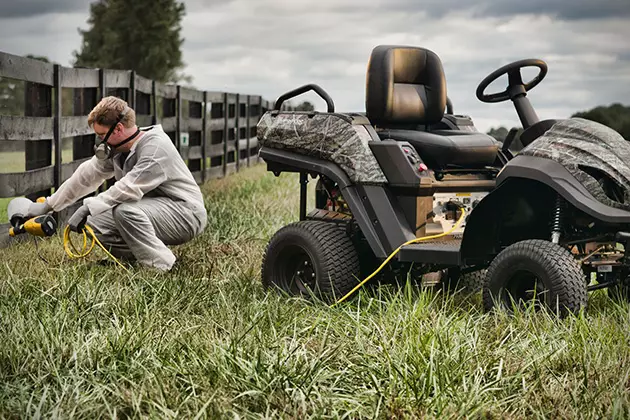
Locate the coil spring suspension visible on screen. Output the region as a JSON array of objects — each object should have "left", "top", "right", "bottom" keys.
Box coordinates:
[{"left": 551, "top": 195, "right": 564, "bottom": 243}]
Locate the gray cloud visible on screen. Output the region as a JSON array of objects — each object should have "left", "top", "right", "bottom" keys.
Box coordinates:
[
  {"left": 188, "top": 0, "right": 630, "bottom": 20},
  {"left": 0, "top": 10, "right": 89, "bottom": 66},
  {"left": 373, "top": 0, "right": 630, "bottom": 20},
  {"left": 0, "top": 0, "right": 89, "bottom": 18},
  {"left": 180, "top": 0, "right": 630, "bottom": 132},
  {"left": 478, "top": 0, "right": 630, "bottom": 20},
  {"left": 1, "top": 0, "right": 627, "bottom": 21},
  {"left": 1, "top": 0, "right": 629, "bottom": 133}
]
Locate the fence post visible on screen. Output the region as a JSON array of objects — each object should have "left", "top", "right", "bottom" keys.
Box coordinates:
[
  {"left": 257, "top": 101, "right": 267, "bottom": 163},
  {"left": 129, "top": 70, "right": 136, "bottom": 109},
  {"left": 99, "top": 69, "right": 106, "bottom": 100},
  {"left": 24, "top": 75, "right": 53, "bottom": 200},
  {"left": 201, "top": 91, "right": 207, "bottom": 183},
  {"left": 53, "top": 64, "right": 62, "bottom": 191},
  {"left": 151, "top": 80, "right": 158, "bottom": 125},
  {"left": 246, "top": 95, "right": 251, "bottom": 167},
  {"left": 222, "top": 92, "right": 228, "bottom": 177},
  {"left": 176, "top": 85, "right": 181, "bottom": 152},
  {"left": 162, "top": 87, "right": 176, "bottom": 145},
  {"left": 235, "top": 93, "right": 240, "bottom": 173}
]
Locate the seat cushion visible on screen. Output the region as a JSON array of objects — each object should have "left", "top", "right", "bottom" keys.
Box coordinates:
[
  {"left": 366, "top": 45, "right": 447, "bottom": 126},
  {"left": 378, "top": 129, "right": 500, "bottom": 168}
]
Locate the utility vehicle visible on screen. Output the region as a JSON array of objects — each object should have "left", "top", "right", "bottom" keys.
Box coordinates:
[{"left": 257, "top": 45, "right": 630, "bottom": 317}]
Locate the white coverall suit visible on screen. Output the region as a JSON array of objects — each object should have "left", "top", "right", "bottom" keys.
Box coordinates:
[{"left": 46, "top": 124, "right": 207, "bottom": 270}]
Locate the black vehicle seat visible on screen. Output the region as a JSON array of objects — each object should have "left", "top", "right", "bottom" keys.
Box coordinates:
[
  {"left": 378, "top": 129, "right": 500, "bottom": 168},
  {"left": 365, "top": 45, "right": 499, "bottom": 168}
]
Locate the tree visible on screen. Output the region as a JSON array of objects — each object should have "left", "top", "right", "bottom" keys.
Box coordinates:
[
  {"left": 279, "top": 100, "right": 316, "bottom": 111},
  {"left": 294, "top": 101, "right": 315, "bottom": 111},
  {"left": 572, "top": 103, "right": 630, "bottom": 140},
  {"left": 486, "top": 125, "right": 525, "bottom": 152},
  {"left": 486, "top": 126, "right": 509, "bottom": 142},
  {"left": 486, "top": 102, "right": 630, "bottom": 151},
  {"left": 73, "top": 0, "right": 188, "bottom": 83}
]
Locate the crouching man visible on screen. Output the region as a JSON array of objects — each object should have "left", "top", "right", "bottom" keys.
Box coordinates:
[{"left": 26, "top": 96, "right": 207, "bottom": 271}]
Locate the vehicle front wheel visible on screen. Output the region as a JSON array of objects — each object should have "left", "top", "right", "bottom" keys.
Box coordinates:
[
  {"left": 261, "top": 221, "right": 361, "bottom": 303},
  {"left": 483, "top": 239, "right": 587, "bottom": 318}
]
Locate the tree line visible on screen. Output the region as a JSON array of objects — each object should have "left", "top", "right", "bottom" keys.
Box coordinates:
[{"left": 487, "top": 103, "right": 630, "bottom": 148}]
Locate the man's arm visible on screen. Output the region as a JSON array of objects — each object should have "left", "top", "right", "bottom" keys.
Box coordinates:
[
  {"left": 46, "top": 156, "right": 115, "bottom": 211},
  {"left": 83, "top": 146, "right": 167, "bottom": 216}
]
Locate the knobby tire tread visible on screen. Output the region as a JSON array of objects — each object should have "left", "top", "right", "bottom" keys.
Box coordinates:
[{"left": 483, "top": 239, "right": 587, "bottom": 317}]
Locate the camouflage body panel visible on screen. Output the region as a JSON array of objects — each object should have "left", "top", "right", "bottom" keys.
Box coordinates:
[
  {"left": 521, "top": 118, "right": 630, "bottom": 211},
  {"left": 257, "top": 112, "right": 388, "bottom": 185}
]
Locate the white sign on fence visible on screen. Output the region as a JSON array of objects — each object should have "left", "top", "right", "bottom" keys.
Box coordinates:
[{"left": 180, "top": 132, "right": 189, "bottom": 147}]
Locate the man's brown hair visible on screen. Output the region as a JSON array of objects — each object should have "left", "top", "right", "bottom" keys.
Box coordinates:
[{"left": 87, "top": 96, "right": 136, "bottom": 128}]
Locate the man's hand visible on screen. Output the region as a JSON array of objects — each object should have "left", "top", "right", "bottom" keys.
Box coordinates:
[
  {"left": 25, "top": 200, "right": 52, "bottom": 218},
  {"left": 67, "top": 205, "right": 90, "bottom": 232}
]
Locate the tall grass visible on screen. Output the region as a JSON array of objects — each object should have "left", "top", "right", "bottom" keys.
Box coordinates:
[{"left": 1, "top": 164, "right": 629, "bottom": 418}]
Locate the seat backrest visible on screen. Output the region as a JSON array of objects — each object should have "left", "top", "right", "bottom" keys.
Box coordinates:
[{"left": 366, "top": 45, "right": 447, "bottom": 127}]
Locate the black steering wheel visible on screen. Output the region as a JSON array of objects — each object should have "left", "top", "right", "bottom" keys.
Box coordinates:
[{"left": 476, "top": 59, "right": 548, "bottom": 103}]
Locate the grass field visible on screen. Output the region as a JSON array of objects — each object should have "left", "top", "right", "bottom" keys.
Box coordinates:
[{"left": 1, "top": 163, "right": 629, "bottom": 418}]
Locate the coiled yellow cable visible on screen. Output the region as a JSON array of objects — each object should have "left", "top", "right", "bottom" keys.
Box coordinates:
[
  {"left": 332, "top": 207, "right": 466, "bottom": 306},
  {"left": 63, "top": 225, "right": 130, "bottom": 272}
]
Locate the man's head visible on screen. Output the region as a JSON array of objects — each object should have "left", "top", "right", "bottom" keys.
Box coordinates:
[{"left": 88, "top": 96, "right": 140, "bottom": 153}]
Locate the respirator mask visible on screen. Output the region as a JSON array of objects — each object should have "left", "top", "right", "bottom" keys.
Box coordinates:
[{"left": 94, "top": 108, "right": 141, "bottom": 160}]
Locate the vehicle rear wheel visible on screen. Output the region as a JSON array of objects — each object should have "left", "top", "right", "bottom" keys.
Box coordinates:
[
  {"left": 483, "top": 239, "right": 587, "bottom": 318},
  {"left": 261, "top": 221, "right": 361, "bottom": 303}
]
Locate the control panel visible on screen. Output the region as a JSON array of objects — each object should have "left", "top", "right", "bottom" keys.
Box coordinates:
[
  {"left": 370, "top": 140, "right": 430, "bottom": 186},
  {"left": 400, "top": 144, "right": 428, "bottom": 171},
  {"left": 426, "top": 192, "right": 489, "bottom": 237}
]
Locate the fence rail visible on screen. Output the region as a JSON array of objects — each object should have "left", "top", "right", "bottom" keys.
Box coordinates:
[{"left": 0, "top": 51, "right": 273, "bottom": 247}]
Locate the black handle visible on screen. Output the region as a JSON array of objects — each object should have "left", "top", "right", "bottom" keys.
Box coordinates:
[
  {"left": 446, "top": 97, "right": 453, "bottom": 115},
  {"left": 502, "top": 127, "right": 520, "bottom": 152},
  {"left": 273, "top": 84, "right": 335, "bottom": 113}
]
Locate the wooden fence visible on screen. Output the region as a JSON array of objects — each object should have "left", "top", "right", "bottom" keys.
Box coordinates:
[{"left": 0, "top": 51, "right": 273, "bottom": 247}]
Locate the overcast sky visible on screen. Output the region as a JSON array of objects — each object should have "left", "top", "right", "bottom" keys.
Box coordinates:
[{"left": 0, "top": 0, "right": 629, "bottom": 132}]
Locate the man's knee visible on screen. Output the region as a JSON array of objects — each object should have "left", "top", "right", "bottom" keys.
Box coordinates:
[{"left": 112, "top": 202, "right": 145, "bottom": 227}]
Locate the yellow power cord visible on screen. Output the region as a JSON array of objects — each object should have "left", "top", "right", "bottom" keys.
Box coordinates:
[
  {"left": 31, "top": 197, "right": 128, "bottom": 271},
  {"left": 332, "top": 206, "right": 466, "bottom": 306},
  {"left": 63, "top": 225, "right": 131, "bottom": 272}
]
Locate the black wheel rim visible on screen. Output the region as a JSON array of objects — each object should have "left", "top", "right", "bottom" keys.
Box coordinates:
[
  {"left": 276, "top": 244, "right": 318, "bottom": 296},
  {"left": 501, "top": 269, "right": 549, "bottom": 310}
]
